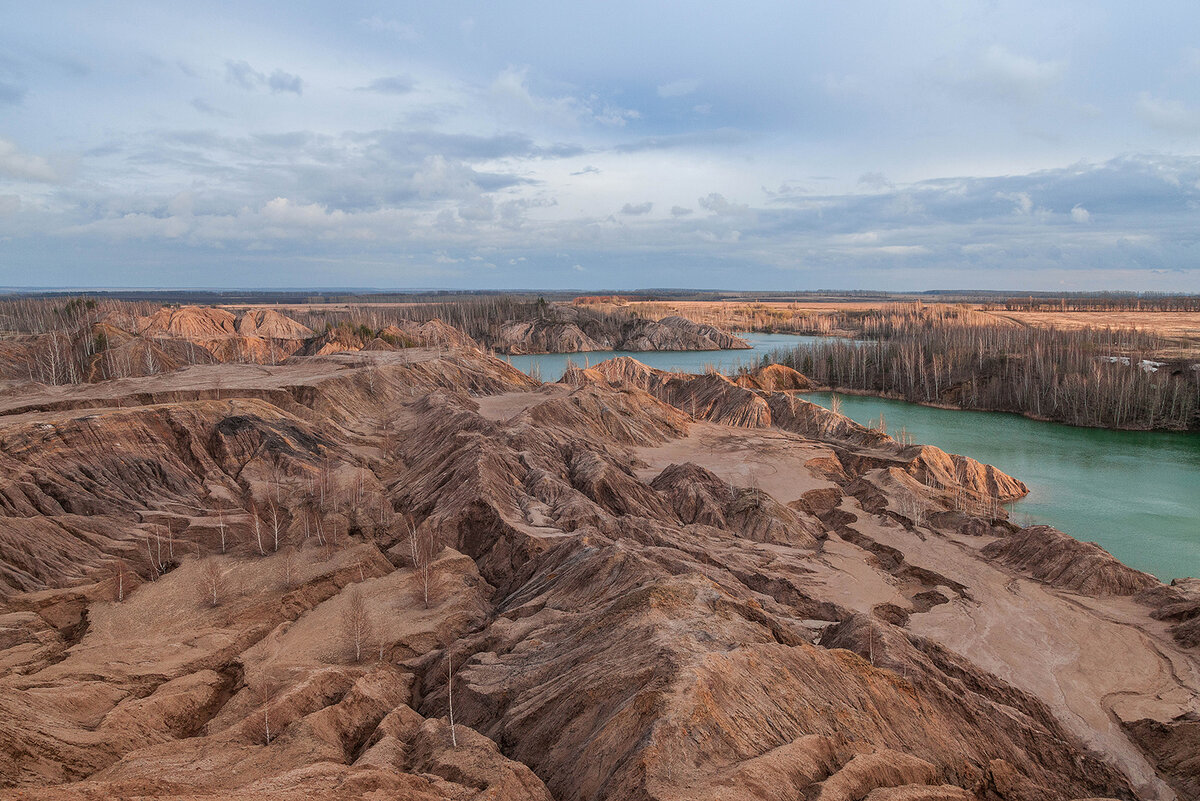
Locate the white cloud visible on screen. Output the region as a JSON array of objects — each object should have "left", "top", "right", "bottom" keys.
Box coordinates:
[
  {"left": 999, "top": 191, "right": 1035, "bottom": 216},
  {"left": 858, "top": 172, "right": 892, "bottom": 190},
  {"left": 1071, "top": 204, "right": 1090, "bottom": 223},
  {"left": 954, "top": 45, "right": 1065, "bottom": 104},
  {"left": 1136, "top": 92, "right": 1200, "bottom": 136},
  {"left": 490, "top": 65, "right": 638, "bottom": 128},
  {"left": 697, "top": 193, "right": 747, "bottom": 215},
  {"left": 0, "top": 138, "right": 60, "bottom": 183}
]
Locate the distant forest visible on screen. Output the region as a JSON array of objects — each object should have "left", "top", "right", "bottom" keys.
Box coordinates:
[{"left": 768, "top": 304, "right": 1200, "bottom": 430}]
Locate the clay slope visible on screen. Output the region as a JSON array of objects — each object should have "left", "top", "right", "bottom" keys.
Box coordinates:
[
  {"left": 0, "top": 349, "right": 1194, "bottom": 801},
  {"left": 491, "top": 309, "right": 749, "bottom": 354},
  {"left": 568, "top": 357, "right": 1028, "bottom": 506},
  {"left": 982, "top": 525, "right": 1159, "bottom": 596}
]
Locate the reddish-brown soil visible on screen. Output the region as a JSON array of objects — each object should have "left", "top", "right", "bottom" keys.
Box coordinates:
[{"left": 0, "top": 347, "right": 1194, "bottom": 801}]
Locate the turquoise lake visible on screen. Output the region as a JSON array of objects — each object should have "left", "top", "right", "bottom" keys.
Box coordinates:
[{"left": 506, "top": 334, "right": 1200, "bottom": 582}]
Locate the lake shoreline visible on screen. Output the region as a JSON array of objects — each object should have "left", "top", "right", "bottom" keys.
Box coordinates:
[{"left": 799, "top": 384, "right": 1200, "bottom": 433}]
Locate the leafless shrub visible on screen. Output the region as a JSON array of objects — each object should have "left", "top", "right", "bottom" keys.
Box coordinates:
[
  {"left": 198, "top": 558, "right": 225, "bottom": 607},
  {"left": 408, "top": 518, "right": 440, "bottom": 609},
  {"left": 897, "top": 494, "right": 927, "bottom": 528},
  {"left": 280, "top": 548, "right": 299, "bottom": 590},
  {"left": 251, "top": 503, "right": 266, "bottom": 556},
  {"left": 342, "top": 586, "right": 373, "bottom": 663}
]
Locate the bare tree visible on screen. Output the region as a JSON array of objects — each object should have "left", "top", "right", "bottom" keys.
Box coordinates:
[
  {"left": 216, "top": 506, "right": 229, "bottom": 554},
  {"left": 112, "top": 558, "right": 128, "bottom": 602},
  {"left": 269, "top": 501, "right": 283, "bottom": 552},
  {"left": 342, "top": 586, "right": 373, "bottom": 663},
  {"left": 145, "top": 534, "right": 158, "bottom": 581},
  {"left": 257, "top": 677, "right": 281, "bottom": 745},
  {"left": 408, "top": 519, "right": 439, "bottom": 609},
  {"left": 438, "top": 625, "right": 459, "bottom": 748},
  {"left": 280, "top": 548, "right": 298, "bottom": 590},
  {"left": 897, "top": 494, "right": 928, "bottom": 528},
  {"left": 199, "top": 558, "right": 225, "bottom": 607},
  {"left": 447, "top": 645, "right": 457, "bottom": 748},
  {"left": 251, "top": 503, "right": 266, "bottom": 556}
]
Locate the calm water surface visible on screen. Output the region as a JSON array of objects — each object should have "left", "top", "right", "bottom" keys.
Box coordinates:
[
  {"left": 803, "top": 392, "right": 1200, "bottom": 582},
  {"left": 503, "top": 332, "right": 823, "bottom": 380},
  {"left": 506, "top": 335, "right": 1200, "bottom": 581}
]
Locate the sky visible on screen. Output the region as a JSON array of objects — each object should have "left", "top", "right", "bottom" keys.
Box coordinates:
[{"left": 2, "top": 1, "right": 1200, "bottom": 291}]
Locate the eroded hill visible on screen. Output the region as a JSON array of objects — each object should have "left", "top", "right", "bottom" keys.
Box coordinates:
[{"left": 0, "top": 346, "right": 1195, "bottom": 800}]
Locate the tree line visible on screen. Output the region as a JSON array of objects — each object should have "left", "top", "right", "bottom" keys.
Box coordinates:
[{"left": 768, "top": 304, "right": 1200, "bottom": 430}]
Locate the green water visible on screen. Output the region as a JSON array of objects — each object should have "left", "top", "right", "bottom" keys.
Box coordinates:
[
  {"left": 803, "top": 392, "right": 1200, "bottom": 582},
  {"left": 506, "top": 337, "right": 1200, "bottom": 581}
]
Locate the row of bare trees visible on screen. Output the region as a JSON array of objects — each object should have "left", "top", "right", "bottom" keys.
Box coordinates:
[
  {"left": 998, "top": 294, "right": 1200, "bottom": 312},
  {"left": 769, "top": 304, "right": 1200, "bottom": 430}
]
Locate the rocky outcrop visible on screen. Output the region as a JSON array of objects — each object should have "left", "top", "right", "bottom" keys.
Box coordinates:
[
  {"left": 982, "top": 526, "right": 1159, "bottom": 596},
  {"left": 571, "top": 357, "right": 1028, "bottom": 506},
  {"left": 1138, "top": 578, "right": 1200, "bottom": 648},
  {"left": 490, "top": 309, "right": 749, "bottom": 354},
  {"left": 236, "top": 308, "right": 315, "bottom": 340},
  {"left": 735, "top": 363, "right": 816, "bottom": 391},
  {"left": 138, "top": 306, "right": 240, "bottom": 339},
  {"left": 651, "top": 462, "right": 825, "bottom": 548}
]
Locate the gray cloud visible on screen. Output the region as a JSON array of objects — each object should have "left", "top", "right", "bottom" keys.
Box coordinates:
[
  {"left": 224, "top": 60, "right": 303, "bottom": 95},
  {"left": 267, "top": 70, "right": 303, "bottom": 95},
  {"left": 190, "top": 97, "right": 229, "bottom": 117},
  {"left": 698, "top": 193, "right": 748, "bottom": 215},
  {"left": 358, "top": 75, "right": 415, "bottom": 94},
  {"left": 621, "top": 201, "right": 653, "bottom": 215},
  {"left": 8, "top": 4, "right": 1200, "bottom": 291},
  {"left": 224, "top": 60, "right": 262, "bottom": 90}
]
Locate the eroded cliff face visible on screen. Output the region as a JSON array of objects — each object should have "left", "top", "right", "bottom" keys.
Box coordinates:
[{"left": 0, "top": 347, "right": 1194, "bottom": 801}]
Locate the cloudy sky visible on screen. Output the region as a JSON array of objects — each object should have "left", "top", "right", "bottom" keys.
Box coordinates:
[{"left": 2, "top": 1, "right": 1200, "bottom": 290}]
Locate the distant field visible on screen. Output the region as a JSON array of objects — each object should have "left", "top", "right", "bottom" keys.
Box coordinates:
[
  {"left": 574, "top": 299, "right": 1200, "bottom": 358},
  {"left": 986, "top": 310, "right": 1200, "bottom": 358}
]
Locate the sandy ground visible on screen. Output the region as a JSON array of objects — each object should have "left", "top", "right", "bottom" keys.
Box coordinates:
[
  {"left": 474, "top": 385, "right": 568, "bottom": 422},
  {"left": 634, "top": 414, "right": 1199, "bottom": 801},
  {"left": 848, "top": 507, "right": 1198, "bottom": 800},
  {"left": 634, "top": 422, "right": 836, "bottom": 504},
  {"left": 0, "top": 350, "right": 444, "bottom": 421}
]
